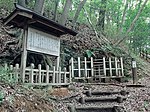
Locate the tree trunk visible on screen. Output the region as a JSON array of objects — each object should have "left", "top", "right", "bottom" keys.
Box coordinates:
[
  {"left": 59, "top": 0, "right": 72, "bottom": 25},
  {"left": 34, "top": 0, "right": 45, "bottom": 14},
  {"left": 97, "top": 0, "right": 107, "bottom": 31},
  {"left": 119, "top": 0, "right": 128, "bottom": 33},
  {"left": 115, "top": 0, "right": 148, "bottom": 46},
  {"left": 53, "top": 0, "right": 60, "bottom": 21},
  {"left": 72, "top": 0, "right": 87, "bottom": 29},
  {"left": 83, "top": 7, "right": 110, "bottom": 44},
  {"left": 18, "top": 0, "right": 26, "bottom": 7}
]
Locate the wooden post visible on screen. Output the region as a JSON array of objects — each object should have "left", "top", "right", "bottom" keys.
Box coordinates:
[
  {"left": 78, "top": 57, "right": 81, "bottom": 78},
  {"left": 52, "top": 66, "right": 56, "bottom": 83},
  {"left": 4, "top": 63, "right": 8, "bottom": 70},
  {"left": 30, "top": 63, "right": 34, "bottom": 83},
  {"left": 20, "top": 26, "right": 28, "bottom": 83},
  {"left": 69, "top": 66, "right": 72, "bottom": 83},
  {"left": 46, "top": 65, "right": 49, "bottom": 83},
  {"left": 146, "top": 51, "right": 148, "bottom": 60},
  {"left": 56, "top": 56, "right": 60, "bottom": 71},
  {"left": 120, "top": 57, "right": 124, "bottom": 76},
  {"left": 15, "top": 64, "right": 19, "bottom": 82},
  {"left": 109, "top": 57, "right": 112, "bottom": 77},
  {"left": 38, "top": 64, "right": 42, "bottom": 83},
  {"left": 132, "top": 58, "right": 137, "bottom": 84},
  {"left": 91, "top": 57, "right": 94, "bottom": 77},
  {"left": 84, "top": 57, "right": 87, "bottom": 78},
  {"left": 115, "top": 57, "right": 118, "bottom": 76},
  {"left": 59, "top": 67, "right": 61, "bottom": 83},
  {"left": 10, "top": 65, "right": 13, "bottom": 80},
  {"left": 64, "top": 68, "right": 67, "bottom": 83},
  {"left": 71, "top": 57, "right": 74, "bottom": 78},
  {"left": 103, "top": 57, "right": 106, "bottom": 77}
]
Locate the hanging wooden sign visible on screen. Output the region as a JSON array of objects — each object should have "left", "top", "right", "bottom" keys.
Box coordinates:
[{"left": 27, "top": 27, "right": 60, "bottom": 56}]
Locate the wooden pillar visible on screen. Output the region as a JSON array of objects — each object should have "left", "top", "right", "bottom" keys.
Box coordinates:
[
  {"left": 103, "top": 57, "right": 106, "bottom": 77},
  {"left": 59, "top": 67, "right": 61, "bottom": 83},
  {"left": 56, "top": 56, "right": 60, "bottom": 71},
  {"left": 15, "top": 64, "right": 19, "bottom": 82},
  {"left": 115, "top": 57, "right": 118, "bottom": 76},
  {"left": 132, "top": 58, "right": 137, "bottom": 84},
  {"left": 84, "top": 57, "right": 87, "bottom": 78},
  {"left": 30, "top": 63, "right": 34, "bottom": 83},
  {"left": 20, "top": 26, "right": 28, "bottom": 83},
  {"left": 109, "top": 57, "right": 112, "bottom": 77},
  {"left": 46, "top": 65, "right": 49, "bottom": 83},
  {"left": 120, "top": 57, "right": 124, "bottom": 76},
  {"left": 69, "top": 66, "right": 72, "bottom": 83},
  {"left": 38, "top": 64, "right": 42, "bottom": 83},
  {"left": 64, "top": 68, "right": 67, "bottom": 83},
  {"left": 78, "top": 57, "right": 81, "bottom": 78},
  {"left": 91, "top": 57, "right": 94, "bottom": 77},
  {"left": 52, "top": 66, "right": 56, "bottom": 83},
  {"left": 71, "top": 57, "right": 74, "bottom": 78}
]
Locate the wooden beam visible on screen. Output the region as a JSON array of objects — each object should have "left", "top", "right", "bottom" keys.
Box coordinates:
[
  {"left": 20, "top": 26, "right": 28, "bottom": 83},
  {"left": 4, "top": 11, "right": 19, "bottom": 25},
  {"left": 18, "top": 12, "right": 33, "bottom": 19}
]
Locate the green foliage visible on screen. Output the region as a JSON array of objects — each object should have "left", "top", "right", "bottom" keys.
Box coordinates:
[
  {"left": 85, "top": 50, "right": 95, "bottom": 58},
  {"left": 0, "top": 66, "right": 17, "bottom": 84},
  {"left": 0, "top": 0, "right": 14, "bottom": 12}
]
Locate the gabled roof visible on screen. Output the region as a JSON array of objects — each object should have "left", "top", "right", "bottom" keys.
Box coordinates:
[{"left": 4, "top": 4, "right": 77, "bottom": 37}]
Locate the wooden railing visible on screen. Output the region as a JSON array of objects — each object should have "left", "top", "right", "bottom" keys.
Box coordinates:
[
  {"left": 69, "top": 57, "right": 124, "bottom": 80},
  {"left": 5, "top": 64, "right": 71, "bottom": 85},
  {"left": 140, "top": 50, "right": 150, "bottom": 62}
]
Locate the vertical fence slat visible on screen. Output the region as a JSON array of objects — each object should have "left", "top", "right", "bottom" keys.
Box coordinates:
[
  {"left": 52, "top": 66, "right": 56, "bottom": 83},
  {"left": 30, "top": 63, "right": 34, "bottom": 83},
  {"left": 59, "top": 67, "right": 61, "bottom": 83},
  {"left": 109, "top": 57, "right": 112, "bottom": 77},
  {"left": 64, "top": 68, "right": 67, "bottom": 83},
  {"left": 71, "top": 57, "right": 74, "bottom": 78},
  {"left": 46, "top": 65, "right": 49, "bottom": 83},
  {"left": 120, "top": 57, "right": 124, "bottom": 76},
  {"left": 69, "top": 66, "right": 72, "bottom": 83},
  {"left": 4, "top": 63, "right": 8, "bottom": 70},
  {"left": 91, "top": 57, "right": 94, "bottom": 77},
  {"left": 84, "top": 57, "right": 87, "bottom": 77},
  {"left": 103, "top": 57, "right": 106, "bottom": 77},
  {"left": 15, "top": 64, "right": 19, "bottom": 82},
  {"left": 115, "top": 57, "right": 118, "bottom": 76},
  {"left": 10, "top": 65, "right": 13, "bottom": 81},
  {"left": 78, "top": 57, "right": 81, "bottom": 78},
  {"left": 38, "top": 64, "right": 41, "bottom": 83}
]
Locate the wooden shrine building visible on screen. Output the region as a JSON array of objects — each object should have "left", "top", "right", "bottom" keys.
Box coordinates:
[{"left": 4, "top": 4, "right": 77, "bottom": 84}]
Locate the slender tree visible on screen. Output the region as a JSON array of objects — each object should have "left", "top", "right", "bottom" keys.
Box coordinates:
[
  {"left": 115, "top": 0, "right": 148, "bottom": 46},
  {"left": 72, "top": 0, "right": 87, "bottom": 29},
  {"left": 97, "top": 0, "right": 107, "bottom": 31},
  {"left": 53, "top": 0, "right": 60, "bottom": 21},
  {"left": 34, "top": 0, "right": 45, "bottom": 14},
  {"left": 59, "top": 0, "right": 72, "bottom": 25}
]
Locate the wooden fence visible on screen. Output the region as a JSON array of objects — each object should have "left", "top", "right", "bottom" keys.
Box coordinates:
[
  {"left": 140, "top": 50, "right": 150, "bottom": 62},
  {"left": 5, "top": 64, "right": 71, "bottom": 85},
  {"left": 69, "top": 57, "right": 124, "bottom": 80}
]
